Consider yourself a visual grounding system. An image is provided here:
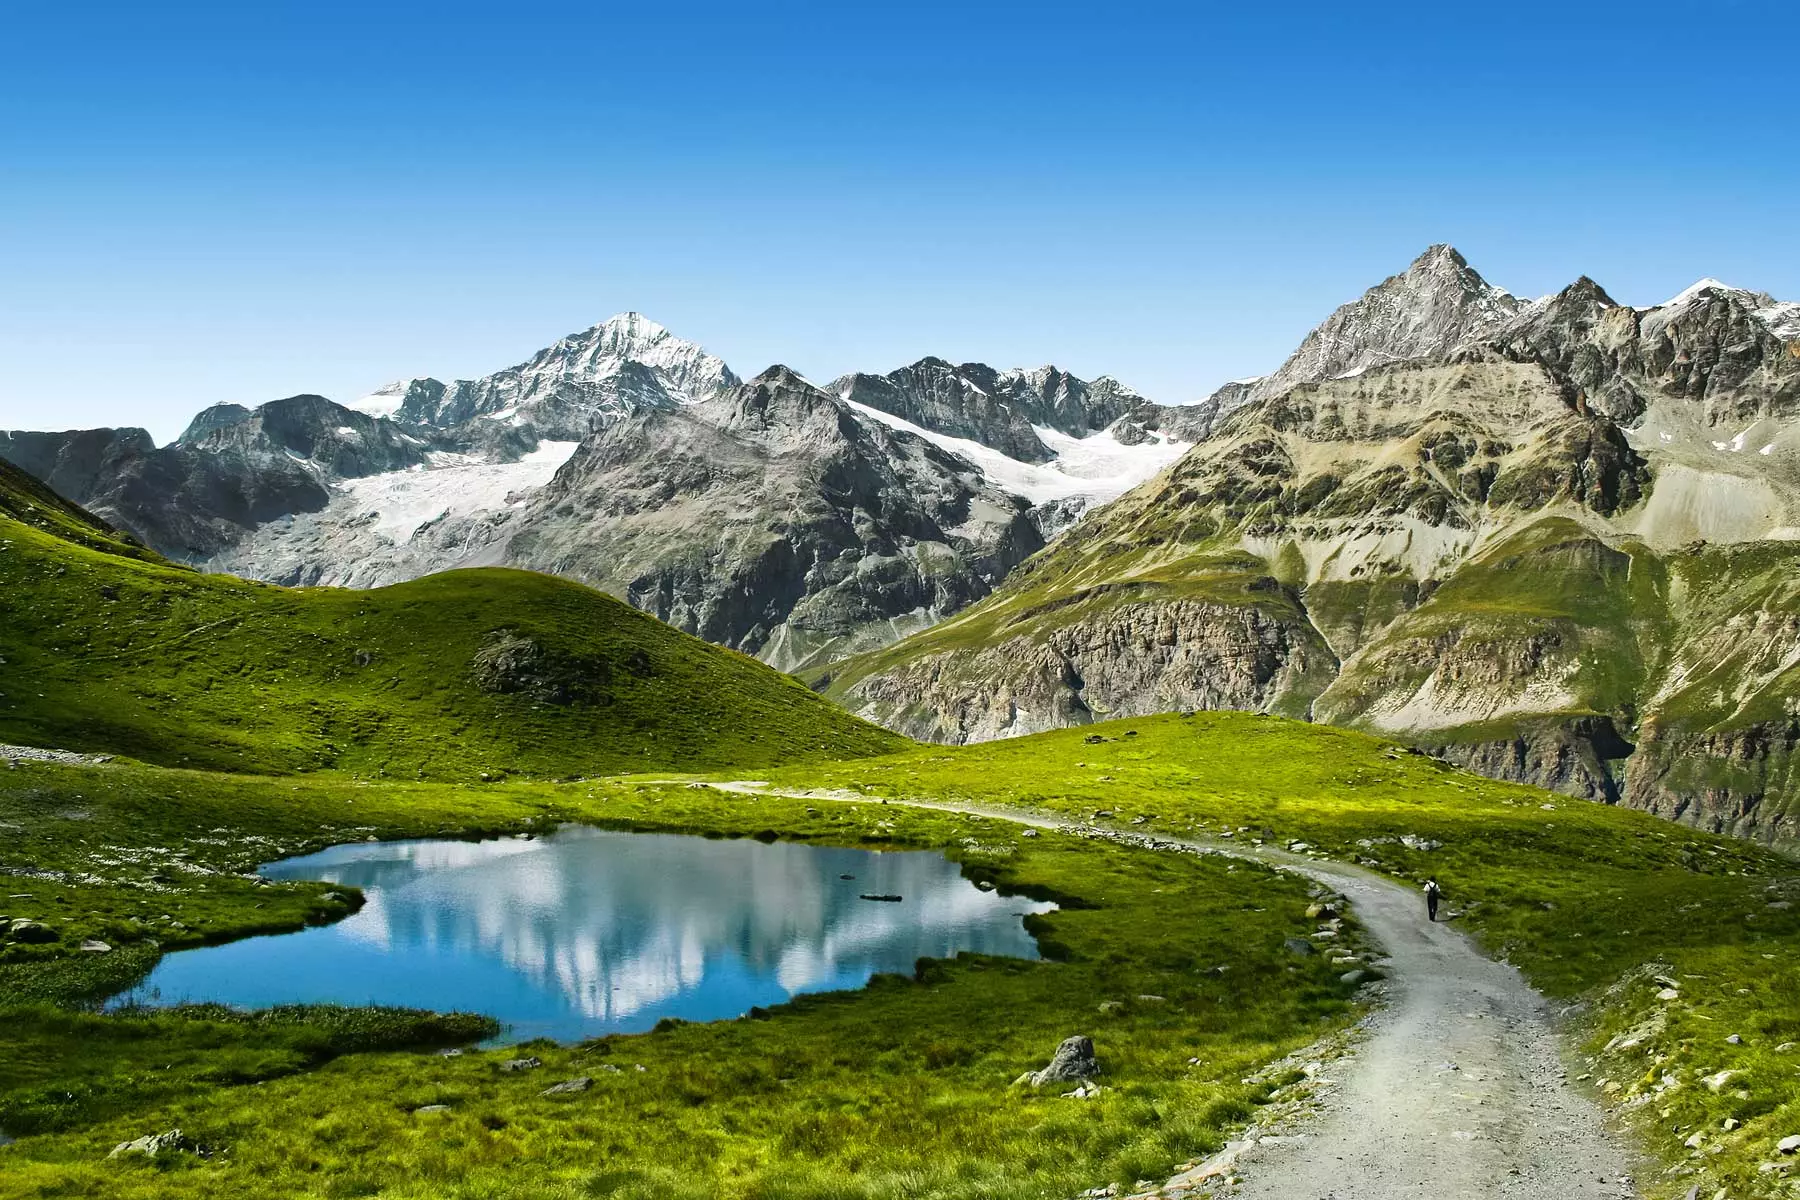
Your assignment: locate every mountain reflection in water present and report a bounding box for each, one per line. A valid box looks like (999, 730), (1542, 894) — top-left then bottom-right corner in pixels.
(109, 827), (1057, 1042)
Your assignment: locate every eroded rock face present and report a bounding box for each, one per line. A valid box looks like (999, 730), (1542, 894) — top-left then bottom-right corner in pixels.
(840, 598), (1335, 743)
(1418, 717), (1635, 806)
(1623, 720), (1800, 843)
(1244, 244), (1524, 407)
(831, 359), (1143, 463)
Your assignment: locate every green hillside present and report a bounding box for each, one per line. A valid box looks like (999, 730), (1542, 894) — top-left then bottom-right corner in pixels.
(0, 460), (906, 777)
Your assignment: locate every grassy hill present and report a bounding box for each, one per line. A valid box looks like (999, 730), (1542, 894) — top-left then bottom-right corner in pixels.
(0, 460), (906, 777)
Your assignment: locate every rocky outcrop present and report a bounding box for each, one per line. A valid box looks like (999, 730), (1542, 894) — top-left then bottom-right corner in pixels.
(837, 596), (1335, 743)
(1478, 277), (1800, 428)
(832, 358), (1135, 462)
(1024, 1035), (1099, 1086)
(1622, 720), (1800, 845)
(1419, 716), (1635, 805)
(470, 629), (653, 706)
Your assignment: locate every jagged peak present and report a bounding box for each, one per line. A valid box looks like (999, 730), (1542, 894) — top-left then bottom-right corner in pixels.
(1556, 276), (1620, 308)
(1653, 278), (1775, 311)
(1410, 243), (1471, 271)
(746, 363), (816, 390)
(579, 311), (672, 343)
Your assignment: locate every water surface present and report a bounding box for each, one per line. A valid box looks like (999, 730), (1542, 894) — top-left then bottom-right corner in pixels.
(110, 827), (1055, 1042)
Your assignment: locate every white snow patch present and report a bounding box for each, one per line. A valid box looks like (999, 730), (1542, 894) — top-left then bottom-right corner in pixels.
(1656, 278), (1739, 310)
(339, 440), (579, 541)
(1658, 431), (1674, 443)
(334, 426), (357, 437)
(843, 400), (1187, 508)
(1756, 300), (1800, 341)
(1762, 443), (1777, 456)
(348, 384), (408, 419)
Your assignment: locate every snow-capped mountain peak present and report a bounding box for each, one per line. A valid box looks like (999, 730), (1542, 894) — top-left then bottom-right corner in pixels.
(1652, 278), (1775, 311)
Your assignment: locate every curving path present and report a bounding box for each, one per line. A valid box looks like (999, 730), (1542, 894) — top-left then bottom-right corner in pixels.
(709, 783), (1641, 1199)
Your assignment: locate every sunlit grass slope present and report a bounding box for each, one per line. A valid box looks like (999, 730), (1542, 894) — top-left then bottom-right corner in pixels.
(762, 711), (1800, 1196)
(0, 460), (905, 777)
(0, 760), (1365, 1200)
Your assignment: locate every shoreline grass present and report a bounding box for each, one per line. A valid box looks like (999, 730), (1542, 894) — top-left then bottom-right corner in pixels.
(0, 757), (1370, 1200)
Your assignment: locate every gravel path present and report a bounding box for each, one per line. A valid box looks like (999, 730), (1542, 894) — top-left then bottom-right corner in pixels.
(1201, 854), (1639, 1200)
(708, 782), (1641, 1199)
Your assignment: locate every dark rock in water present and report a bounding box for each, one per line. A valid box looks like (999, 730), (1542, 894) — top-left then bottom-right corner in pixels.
(540, 1077), (593, 1096)
(839, 874), (855, 880)
(858, 893), (903, 903)
(1027, 1035), (1099, 1086)
(107, 1129), (198, 1160)
(500, 1057), (542, 1072)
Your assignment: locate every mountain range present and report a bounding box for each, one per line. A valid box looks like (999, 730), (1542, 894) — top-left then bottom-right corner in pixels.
(7, 244), (1800, 843)
(3, 315), (1192, 671)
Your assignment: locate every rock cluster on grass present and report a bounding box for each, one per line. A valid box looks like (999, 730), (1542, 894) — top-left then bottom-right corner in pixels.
(1017, 1035), (1099, 1087)
(541, 1077), (593, 1096)
(108, 1129), (199, 1160)
(500, 1057), (542, 1072)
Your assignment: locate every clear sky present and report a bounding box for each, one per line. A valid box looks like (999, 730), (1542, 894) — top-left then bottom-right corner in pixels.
(2, 0), (1796, 443)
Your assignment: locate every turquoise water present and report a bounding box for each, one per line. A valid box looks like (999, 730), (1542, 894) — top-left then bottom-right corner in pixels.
(108, 827), (1056, 1043)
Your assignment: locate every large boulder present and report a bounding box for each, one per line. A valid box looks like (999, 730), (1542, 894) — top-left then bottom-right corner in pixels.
(1026, 1035), (1099, 1086)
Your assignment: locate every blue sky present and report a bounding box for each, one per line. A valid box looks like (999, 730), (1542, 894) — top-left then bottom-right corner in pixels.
(2, 0), (1796, 442)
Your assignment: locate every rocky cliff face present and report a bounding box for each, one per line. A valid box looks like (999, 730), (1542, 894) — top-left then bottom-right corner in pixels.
(830, 358), (1148, 462)
(818, 248), (1800, 846)
(1, 418), (340, 559)
(834, 596), (1336, 743)
(498, 367), (1050, 669)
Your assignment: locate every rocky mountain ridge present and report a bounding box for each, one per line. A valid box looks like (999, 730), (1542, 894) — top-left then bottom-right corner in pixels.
(3, 315), (1197, 669)
(811, 250), (1800, 845)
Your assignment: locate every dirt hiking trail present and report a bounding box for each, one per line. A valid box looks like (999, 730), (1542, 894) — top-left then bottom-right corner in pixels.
(709, 782), (1641, 1199)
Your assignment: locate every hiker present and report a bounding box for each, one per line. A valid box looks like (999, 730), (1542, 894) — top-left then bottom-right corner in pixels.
(1423, 878), (1441, 922)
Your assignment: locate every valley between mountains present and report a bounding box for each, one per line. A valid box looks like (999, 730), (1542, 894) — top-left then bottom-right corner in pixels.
(8, 246), (1800, 849)
(3, 404), (1800, 1200)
